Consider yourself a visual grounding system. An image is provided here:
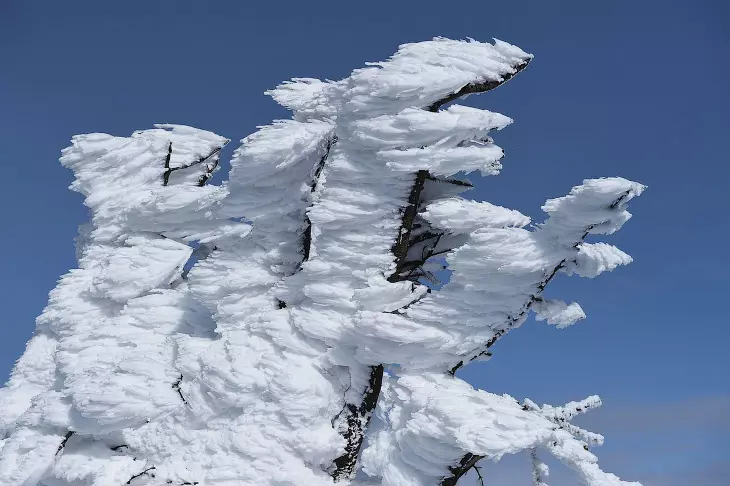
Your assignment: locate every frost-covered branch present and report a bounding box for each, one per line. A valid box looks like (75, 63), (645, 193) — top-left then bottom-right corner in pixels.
(55, 431), (74, 456)
(300, 135), (338, 265)
(162, 139), (230, 186)
(361, 372), (637, 486)
(125, 466), (155, 484)
(531, 449), (550, 486)
(427, 56), (532, 112)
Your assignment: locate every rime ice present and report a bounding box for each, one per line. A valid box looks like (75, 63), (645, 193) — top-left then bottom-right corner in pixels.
(0, 38), (644, 486)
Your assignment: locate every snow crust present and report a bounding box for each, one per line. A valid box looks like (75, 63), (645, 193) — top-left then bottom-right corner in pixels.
(0, 38), (644, 486)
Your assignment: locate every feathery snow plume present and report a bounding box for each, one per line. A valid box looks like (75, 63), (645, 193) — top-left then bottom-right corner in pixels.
(0, 125), (243, 485)
(0, 38), (645, 486)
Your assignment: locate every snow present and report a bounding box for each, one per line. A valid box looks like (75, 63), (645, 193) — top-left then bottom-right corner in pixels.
(0, 38), (644, 486)
(532, 299), (586, 328)
(564, 242), (634, 278)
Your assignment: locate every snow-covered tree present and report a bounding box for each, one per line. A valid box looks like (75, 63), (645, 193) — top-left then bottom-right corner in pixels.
(0, 38), (645, 486)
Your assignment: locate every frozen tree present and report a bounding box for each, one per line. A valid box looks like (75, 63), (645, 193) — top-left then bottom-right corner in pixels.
(0, 38), (645, 486)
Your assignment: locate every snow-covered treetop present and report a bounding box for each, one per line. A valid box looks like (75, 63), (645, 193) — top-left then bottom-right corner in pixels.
(0, 38), (644, 486)
(269, 37), (532, 120)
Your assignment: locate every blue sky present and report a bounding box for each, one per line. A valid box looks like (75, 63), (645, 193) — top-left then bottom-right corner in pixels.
(0, 1), (727, 484)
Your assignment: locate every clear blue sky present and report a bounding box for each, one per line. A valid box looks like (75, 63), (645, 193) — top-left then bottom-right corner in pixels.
(0, 1), (727, 484)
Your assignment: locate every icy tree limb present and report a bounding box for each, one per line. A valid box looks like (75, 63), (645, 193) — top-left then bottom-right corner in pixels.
(54, 431), (74, 457)
(448, 184), (644, 375)
(427, 57), (532, 112)
(441, 453), (483, 486)
(162, 140), (229, 186)
(300, 135), (338, 265)
(331, 364), (384, 480)
(531, 448), (550, 486)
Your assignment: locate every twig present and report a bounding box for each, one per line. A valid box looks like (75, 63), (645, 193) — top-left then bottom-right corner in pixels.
(162, 141), (229, 186)
(55, 431), (74, 456)
(473, 463), (485, 486)
(425, 173), (473, 187)
(126, 466), (156, 484)
(441, 453), (483, 486)
(172, 374), (188, 405)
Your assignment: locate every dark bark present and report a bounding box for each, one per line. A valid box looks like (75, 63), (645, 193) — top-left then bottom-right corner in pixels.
(55, 431), (74, 456)
(126, 466), (156, 484)
(473, 464), (486, 486)
(441, 453), (484, 486)
(172, 374), (187, 405)
(425, 173), (473, 187)
(162, 142), (229, 186)
(300, 136), (337, 266)
(331, 364), (384, 481)
(387, 170), (429, 283)
(427, 58), (531, 113)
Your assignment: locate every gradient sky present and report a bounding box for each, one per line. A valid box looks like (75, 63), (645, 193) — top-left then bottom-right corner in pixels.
(1, 1), (728, 484)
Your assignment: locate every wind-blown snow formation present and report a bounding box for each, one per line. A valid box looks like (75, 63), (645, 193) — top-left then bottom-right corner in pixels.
(0, 38), (644, 486)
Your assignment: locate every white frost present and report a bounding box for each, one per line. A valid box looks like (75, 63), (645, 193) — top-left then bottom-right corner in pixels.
(0, 38), (644, 486)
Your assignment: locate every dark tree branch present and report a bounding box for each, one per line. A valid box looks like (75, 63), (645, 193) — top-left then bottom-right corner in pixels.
(172, 374), (187, 405)
(300, 136), (337, 265)
(425, 173), (473, 187)
(427, 58), (531, 113)
(408, 229), (445, 246)
(55, 431), (74, 456)
(163, 142), (173, 182)
(126, 466), (156, 484)
(387, 170), (429, 283)
(441, 453), (483, 486)
(196, 158), (220, 187)
(331, 364), (384, 481)
(162, 141), (229, 186)
(473, 463), (486, 486)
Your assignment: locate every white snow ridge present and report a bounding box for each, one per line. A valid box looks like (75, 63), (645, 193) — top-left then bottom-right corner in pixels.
(0, 38), (644, 486)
